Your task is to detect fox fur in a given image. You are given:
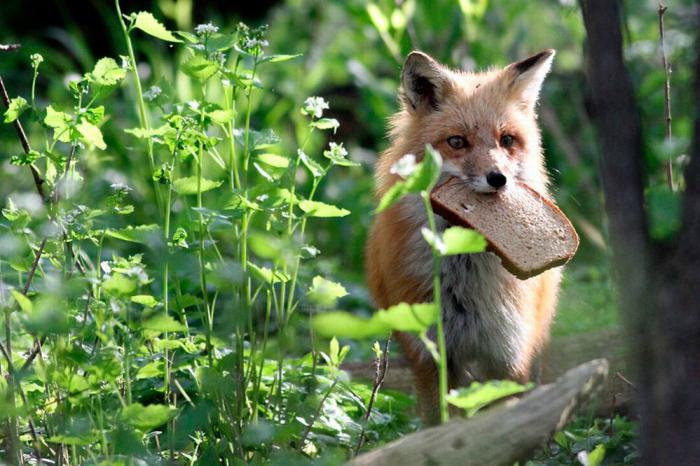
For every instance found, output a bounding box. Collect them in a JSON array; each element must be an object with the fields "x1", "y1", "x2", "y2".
[{"x1": 365, "y1": 50, "x2": 562, "y2": 425}]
